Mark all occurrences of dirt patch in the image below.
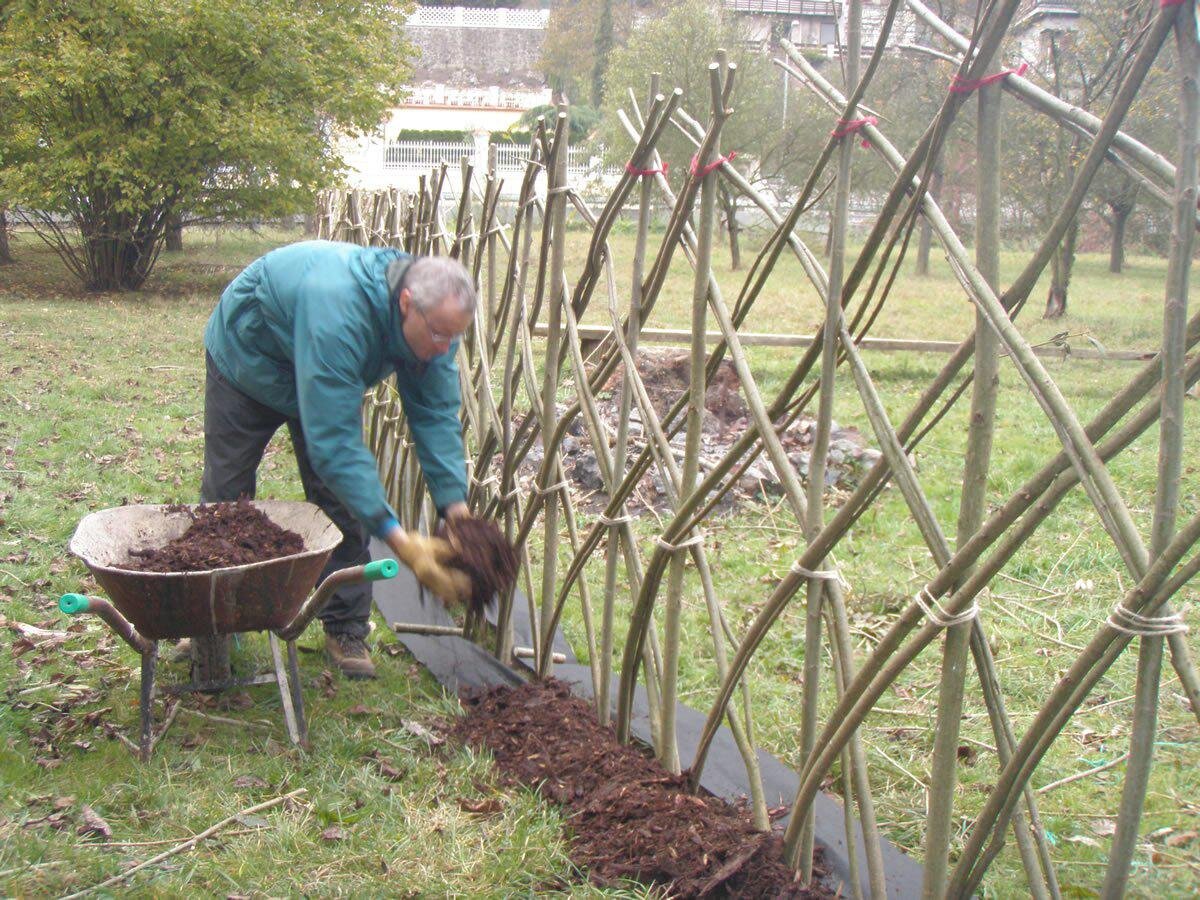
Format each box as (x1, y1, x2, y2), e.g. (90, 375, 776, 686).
(125, 499, 304, 572)
(504, 347, 880, 516)
(604, 349, 749, 431)
(438, 516, 518, 616)
(453, 679, 834, 898)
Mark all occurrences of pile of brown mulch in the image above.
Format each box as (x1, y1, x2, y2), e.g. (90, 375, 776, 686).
(125, 499, 305, 572)
(438, 516, 518, 615)
(453, 679, 834, 898)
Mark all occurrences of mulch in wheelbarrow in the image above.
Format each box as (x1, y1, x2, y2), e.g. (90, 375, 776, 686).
(453, 678, 835, 898)
(125, 499, 304, 572)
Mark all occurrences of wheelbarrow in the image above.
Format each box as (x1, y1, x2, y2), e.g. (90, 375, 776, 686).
(59, 501, 398, 759)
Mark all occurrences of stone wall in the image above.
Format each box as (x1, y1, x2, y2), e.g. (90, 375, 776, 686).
(408, 23, 546, 89)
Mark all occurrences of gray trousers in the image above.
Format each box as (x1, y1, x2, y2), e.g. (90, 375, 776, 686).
(200, 352, 372, 638)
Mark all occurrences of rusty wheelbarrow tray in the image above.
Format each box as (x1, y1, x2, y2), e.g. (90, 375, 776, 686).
(60, 501, 398, 759)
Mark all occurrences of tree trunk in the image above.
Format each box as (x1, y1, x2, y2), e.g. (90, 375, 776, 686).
(720, 185, 741, 271)
(916, 163, 944, 276)
(165, 211, 183, 253)
(1043, 218, 1079, 319)
(1109, 203, 1131, 273)
(0, 205, 13, 265)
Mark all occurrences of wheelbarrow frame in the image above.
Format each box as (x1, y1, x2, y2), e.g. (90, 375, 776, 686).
(61, 501, 398, 759)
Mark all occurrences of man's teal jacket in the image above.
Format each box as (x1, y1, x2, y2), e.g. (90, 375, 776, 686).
(204, 240, 468, 538)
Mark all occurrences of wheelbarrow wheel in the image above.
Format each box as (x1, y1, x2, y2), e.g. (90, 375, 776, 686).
(191, 634, 232, 688)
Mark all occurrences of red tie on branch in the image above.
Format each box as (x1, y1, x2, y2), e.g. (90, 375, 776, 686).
(1161, 0, 1186, 8)
(949, 61, 1029, 94)
(625, 160, 668, 178)
(830, 116, 878, 148)
(689, 150, 737, 178)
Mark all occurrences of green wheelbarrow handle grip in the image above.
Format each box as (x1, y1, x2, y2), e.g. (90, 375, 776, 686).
(362, 559, 399, 581)
(275, 558, 399, 641)
(58, 593, 152, 654)
(60, 593, 91, 614)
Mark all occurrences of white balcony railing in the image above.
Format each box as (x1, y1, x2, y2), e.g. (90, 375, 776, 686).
(406, 7, 549, 30)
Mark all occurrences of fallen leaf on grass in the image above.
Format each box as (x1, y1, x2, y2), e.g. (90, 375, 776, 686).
(400, 719, 444, 747)
(24, 811, 72, 831)
(1166, 830, 1199, 848)
(53, 796, 75, 810)
(1091, 819, 1117, 837)
(315, 670, 337, 699)
(346, 703, 378, 716)
(365, 750, 406, 782)
(219, 691, 254, 711)
(1065, 835, 1100, 847)
(232, 775, 269, 789)
(458, 797, 504, 815)
(321, 825, 346, 842)
(77, 805, 112, 839)
(234, 814, 271, 830)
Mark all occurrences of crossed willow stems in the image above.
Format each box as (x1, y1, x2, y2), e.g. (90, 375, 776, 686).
(326, 0, 1198, 893)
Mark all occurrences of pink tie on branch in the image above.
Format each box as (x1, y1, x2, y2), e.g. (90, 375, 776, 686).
(949, 61, 1029, 94)
(689, 150, 737, 179)
(625, 160, 668, 178)
(830, 116, 878, 148)
(1161, 0, 1186, 7)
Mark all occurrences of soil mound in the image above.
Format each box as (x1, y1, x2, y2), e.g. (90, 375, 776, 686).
(453, 679, 833, 898)
(125, 499, 305, 572)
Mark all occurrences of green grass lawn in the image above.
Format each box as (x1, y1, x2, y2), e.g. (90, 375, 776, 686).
(1, 222, 1198, 897)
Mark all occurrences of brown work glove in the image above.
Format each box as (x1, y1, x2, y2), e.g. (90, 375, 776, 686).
(386, 529, 472, 606)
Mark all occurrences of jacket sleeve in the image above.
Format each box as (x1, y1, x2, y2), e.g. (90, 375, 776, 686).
(395, 348, 469, 513)
(292, 296, 399, 538)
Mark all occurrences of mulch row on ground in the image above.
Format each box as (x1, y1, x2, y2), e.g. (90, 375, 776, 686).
(125, 499, 304, 572)
(453, 678, 835, 898)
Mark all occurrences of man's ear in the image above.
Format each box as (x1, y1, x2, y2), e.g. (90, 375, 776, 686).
(397, 287, 411, 315)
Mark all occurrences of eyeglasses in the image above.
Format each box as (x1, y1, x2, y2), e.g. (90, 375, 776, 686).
(415, 305, 459, 344)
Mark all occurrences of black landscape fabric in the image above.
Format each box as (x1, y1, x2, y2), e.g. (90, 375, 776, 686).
(370, 538, 924, 898)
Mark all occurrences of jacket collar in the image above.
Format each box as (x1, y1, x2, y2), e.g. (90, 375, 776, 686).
(381, 254, 421, 370)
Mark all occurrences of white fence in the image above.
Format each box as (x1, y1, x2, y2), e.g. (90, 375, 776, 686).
(374, 141, 619, 189)
(383, 141, 475, 170)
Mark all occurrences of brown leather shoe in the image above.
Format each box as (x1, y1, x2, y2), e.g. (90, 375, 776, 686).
(325, 633, 377, 680)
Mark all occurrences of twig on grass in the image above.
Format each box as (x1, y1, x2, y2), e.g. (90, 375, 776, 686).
(0, 567, 29, 586)
(176, 706, 273, 730)
(87, 828, 259, 848)
(0, 859, 65, 879)
(1035, 751, 1130, 795)
(61, 788, 306, 898)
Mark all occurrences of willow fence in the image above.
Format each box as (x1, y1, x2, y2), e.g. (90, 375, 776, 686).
(319, 1, 1199, 894)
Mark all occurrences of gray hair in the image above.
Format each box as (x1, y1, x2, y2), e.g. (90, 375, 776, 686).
(405, 256, 477, 315)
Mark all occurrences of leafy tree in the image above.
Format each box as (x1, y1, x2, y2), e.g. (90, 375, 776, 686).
(542, 0, 637, 106)
(600, 0, 829, 264)
(0, 0, 412, 291)
(999, 0, 1160, 317)
(592, 0, 614, 108)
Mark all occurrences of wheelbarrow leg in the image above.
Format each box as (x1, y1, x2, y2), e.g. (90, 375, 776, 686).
(285, 639, 308, 745)
(139, 643, 158, 761)
(268, 632, 304, 748)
